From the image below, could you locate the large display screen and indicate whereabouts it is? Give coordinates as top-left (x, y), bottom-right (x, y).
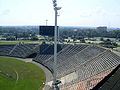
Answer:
top-left (39, 26), bottom-right (55, 36)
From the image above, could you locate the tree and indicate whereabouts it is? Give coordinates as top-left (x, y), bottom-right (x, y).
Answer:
top-left (6, 36), bottom-right (16, 41)
top-left (99, 39), bottom-right (118, 48)
top-left (100, 37), bottom-right (104, 41)
top-left (31, 36), bottom-right (39, 41)
top-left (80, 39), bottom-right (85, 43)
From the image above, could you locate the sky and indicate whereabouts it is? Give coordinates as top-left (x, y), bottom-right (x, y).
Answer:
top-left (0, 0), bottom-right (120, 27)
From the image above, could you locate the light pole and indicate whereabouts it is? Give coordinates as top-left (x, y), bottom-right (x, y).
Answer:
top-left (46, 19), bottom-right (48, 26)
top-left (52, 0), bottom-right (61, 90)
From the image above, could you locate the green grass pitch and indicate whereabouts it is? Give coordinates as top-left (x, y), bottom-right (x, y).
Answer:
top-left (0, 57), bottom-right (46, 90)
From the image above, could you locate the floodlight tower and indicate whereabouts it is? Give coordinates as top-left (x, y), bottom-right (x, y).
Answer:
top-left (52, 0), bottom-right (61, 89)
top-left (46, 19), bottom-right (48, 26)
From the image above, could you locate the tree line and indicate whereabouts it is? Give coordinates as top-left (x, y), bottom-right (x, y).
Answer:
top-left (60, 28), bottom-right (120, 39)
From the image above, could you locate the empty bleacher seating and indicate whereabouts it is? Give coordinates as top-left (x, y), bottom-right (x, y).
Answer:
top-left (33, 44), bottom-right (120, 90)
top-left (0, 45), bottom-right (15, 56)
top-left (9, 44), bottom-right (37, 58)
top-left (1, 43), bottom-right (120, 90)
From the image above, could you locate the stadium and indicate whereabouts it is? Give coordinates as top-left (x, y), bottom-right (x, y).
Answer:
top-left (1, 0), bottom-right (120, 89)
top-left (0, 42), bottom-right (120, 90)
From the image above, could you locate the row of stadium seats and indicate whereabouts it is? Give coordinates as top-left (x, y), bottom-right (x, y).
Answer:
top-left (40, 45), bottom-right (106, 78)
top-left (60, 68), bottom-right (113, 90)
top-left (0, 43), bottom-right (65, 59)
top-left (1, 43), bottom-right (120, 90)
top-left (9, 44), bottom-right (37, 58)
top-left (34, 54), bottom-right (52, 63)
top-left (33, 44), bottom-right (54, 64)
top-left (60, 50), bottom-right (120, 89)
top-left (40, 44), bottom-right (88, 73)
top-left (34, 44), bottom-right (120, 90)
top-left (56, 45), bottom-right (105, 77)
top-left (76, 50), bottom-right (120, 81)
top-left (0, 45), bottom-right (15, 56)
top-left (33, 44), bottom-right (67, 65)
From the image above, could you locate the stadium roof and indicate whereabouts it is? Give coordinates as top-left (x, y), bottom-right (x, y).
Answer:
top-left (92, 64), bottom-right (120, 90)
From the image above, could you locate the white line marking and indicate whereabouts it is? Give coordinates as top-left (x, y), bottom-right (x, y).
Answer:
top-left (14, 69), bottom-right (19, 83)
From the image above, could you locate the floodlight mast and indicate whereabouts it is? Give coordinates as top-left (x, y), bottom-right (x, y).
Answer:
top-left (52, 0), bottom-right (61, 90)
top-left (46, 19), bottom-right (48, 26)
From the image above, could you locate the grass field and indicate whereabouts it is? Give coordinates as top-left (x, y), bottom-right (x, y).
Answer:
top-left (0, 40), bottom-right (41, 45)
top-left (0, 57), bottom-right (46, 90)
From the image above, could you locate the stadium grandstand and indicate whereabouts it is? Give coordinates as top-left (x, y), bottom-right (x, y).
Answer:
top-left (9, 43), bottom-right (38, 58)
top-left (92, 64), bottom-right (120, 90)
top-left (0, 43), bottom-right (120, 90)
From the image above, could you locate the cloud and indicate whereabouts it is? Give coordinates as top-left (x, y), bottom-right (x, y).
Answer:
top-left (79, 11), bottom-right (92, 17)
top-left (112, 13), bottom-right (120, 16)
top-left (94, 7), bottom-right (107, 16)
top-left (1, 9), bottom-right (10, 16)
top-left (79, 7), bottom-right (107, 18)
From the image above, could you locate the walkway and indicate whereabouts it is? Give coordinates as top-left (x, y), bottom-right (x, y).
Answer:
top-left (31, 61), bottom-right (53, 90)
